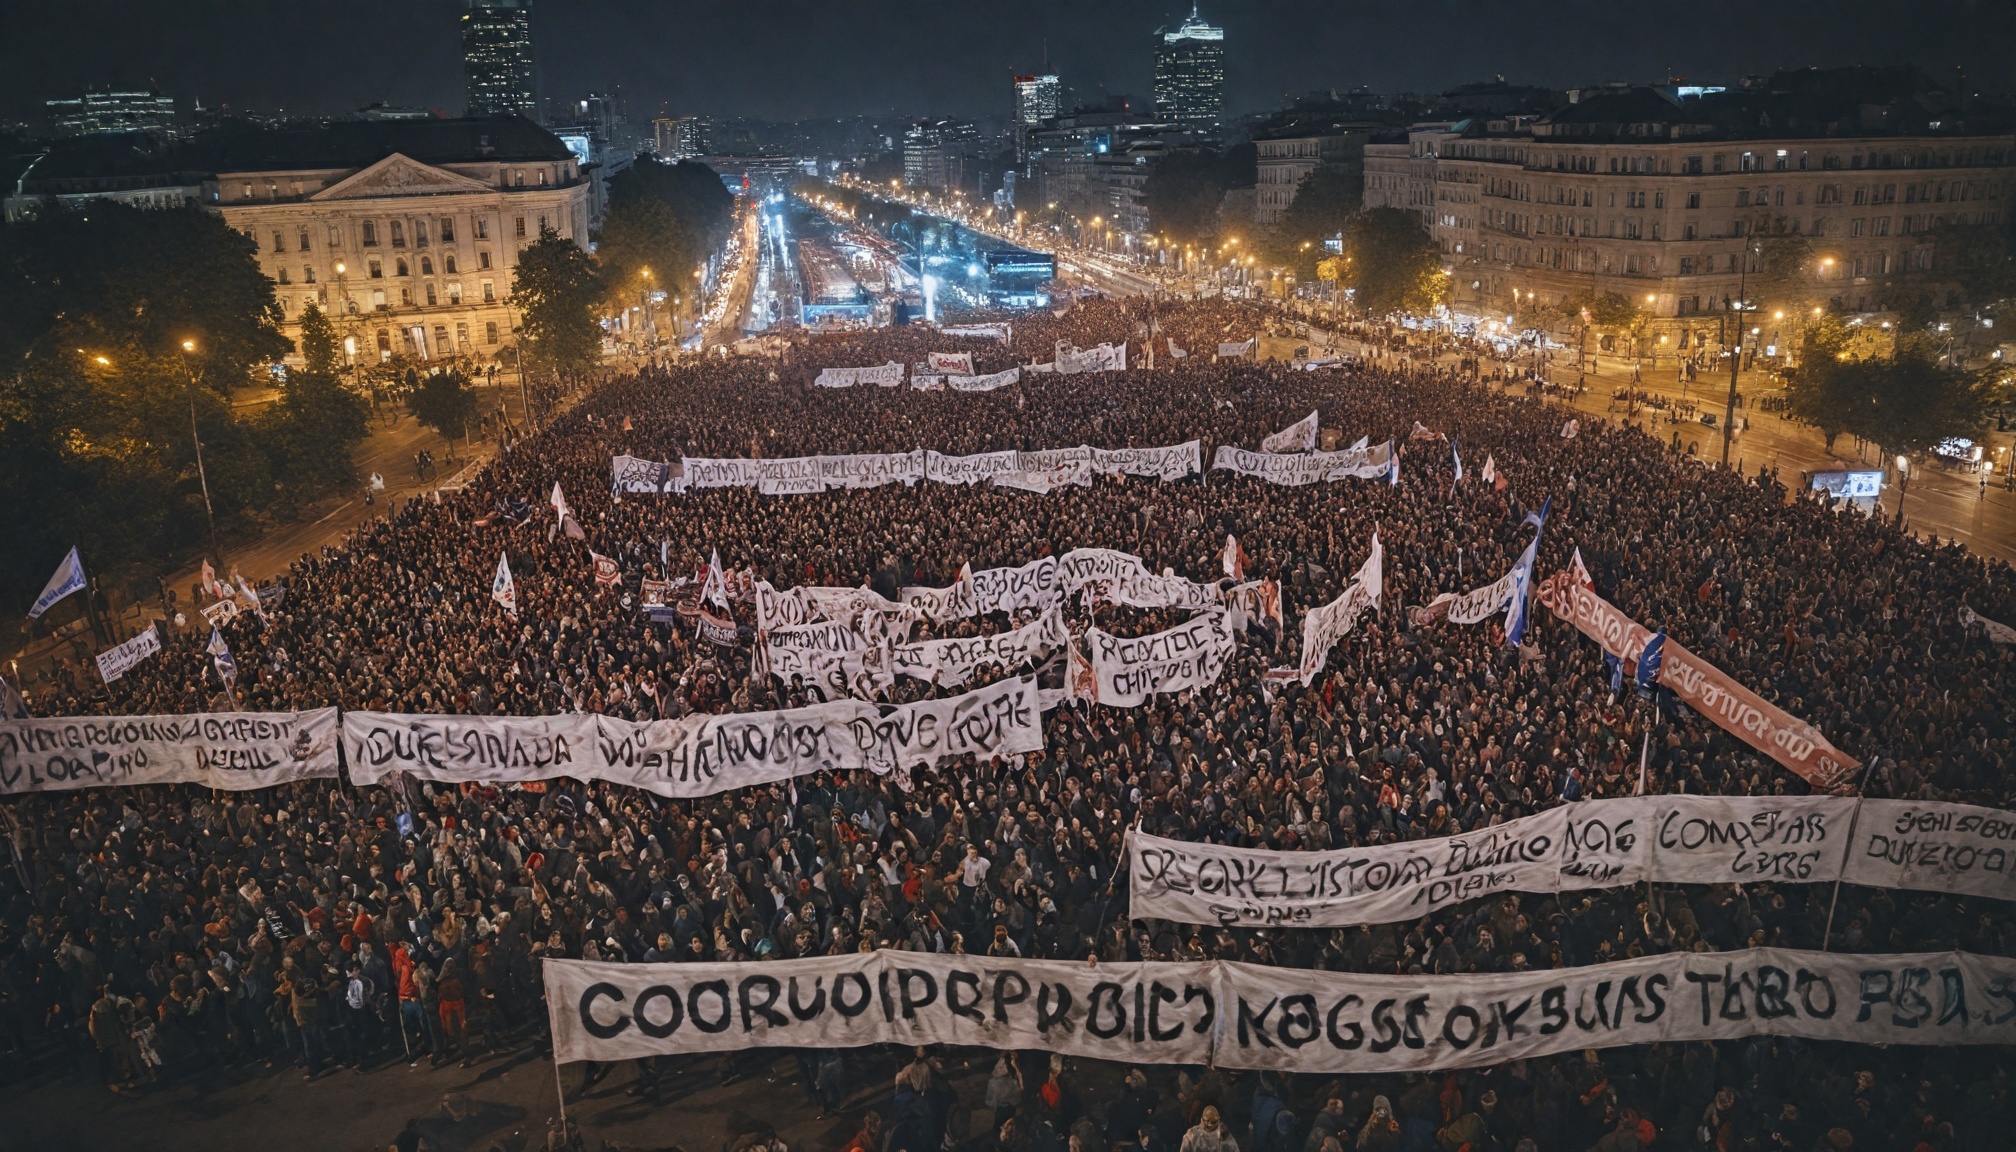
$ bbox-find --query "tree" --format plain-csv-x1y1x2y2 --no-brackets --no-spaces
256,302,370,505
405,368,479,460
1340,208,1448,316
1144,148,1241,247
1566,290,1647,362
596,158,736,320
509,228,604,378
1260,164,1362,277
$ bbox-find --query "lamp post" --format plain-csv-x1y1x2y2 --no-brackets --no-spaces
179,339,223,566
1722,237,1760,466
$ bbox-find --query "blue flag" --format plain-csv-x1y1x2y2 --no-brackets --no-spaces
1605,652,1625,696
1503,496,1552,647
28,547,86,619
1636,631,1666,694
206,625,238,685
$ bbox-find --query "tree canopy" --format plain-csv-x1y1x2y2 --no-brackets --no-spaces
1144,147,1249,247
1338,208,1448,316
405,367,480,452
596,159,736,313
1787,317,1992,456
1259,164,1361,277
509,228,605,377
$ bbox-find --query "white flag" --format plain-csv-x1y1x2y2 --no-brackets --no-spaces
1221,535,1245,581
1355,532,1384,609
28,547,86,619
1562,419,1580,439
492,552,518,618
702,548,729,609
1261,410,1319,454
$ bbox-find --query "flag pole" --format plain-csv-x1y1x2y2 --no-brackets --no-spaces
1820,756,1879,951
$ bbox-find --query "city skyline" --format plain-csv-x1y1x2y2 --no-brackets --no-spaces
2,0,2013,126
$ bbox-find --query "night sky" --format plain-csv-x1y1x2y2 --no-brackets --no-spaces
3,0,2012,124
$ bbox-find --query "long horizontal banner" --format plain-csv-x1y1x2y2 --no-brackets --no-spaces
667,442,1200,496
1537,567,1859,791
1212,441,1393,486
948,367,1020,392
892,610,1070,689
0,709,341,794
544,947,2016,1068
1130,795,2016,927
1088,611,1235,706
814,362,906,388
341,676,1042,794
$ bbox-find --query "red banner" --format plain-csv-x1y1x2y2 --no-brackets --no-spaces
1536,570,1858,792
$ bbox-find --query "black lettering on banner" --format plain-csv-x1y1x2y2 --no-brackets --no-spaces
1855,970,1892,1023
690,980,732,1033
878,969,896,1022
1087,982,1127,1039
1326,995,1365,1049
1893,967,1932,1028
1540,986,1568,1034
581,983,630,1039
1938,969,1968,1027
1368,998,1401,1052
896,969,938,1020
1402,996,1429,1050
1687,969,1724,1026
1442,1004,1482,1049
789,977,827,1020
1238,997,1277,1048
1641,974,1670,1022
1755,967,1795,1019
1277,994,1319,1049
1613,977,1646,1028
834,972,873,1017
1718,966,1750,1022
994,971,1031,1024
1133,983,1146,1044
1576,981,1612,1031
1037,983,1074,1033
1984,976,2016,1025
1491,997,1533,1044
637,985,684,1038
947,971,984,1021
740,975,787,1031
1149,982,1184,1042
1185,984,1215,1034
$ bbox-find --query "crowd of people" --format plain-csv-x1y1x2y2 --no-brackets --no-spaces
5,295,2015,1151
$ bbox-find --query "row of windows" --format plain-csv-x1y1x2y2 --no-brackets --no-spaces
273,250,496,285
259,211,566,257
282,279,501,315
235,165,568,202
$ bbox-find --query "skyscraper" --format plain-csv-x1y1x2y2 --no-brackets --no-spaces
463,0,537,118
1012,74,1061,161
1152,5,1225,135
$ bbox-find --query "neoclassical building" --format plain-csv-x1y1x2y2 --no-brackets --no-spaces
209,115,590,368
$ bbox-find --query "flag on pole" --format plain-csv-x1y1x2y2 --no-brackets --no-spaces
1503,496,1551,647
1635,631,1667,696
1388,447,1401,488
0,672,31,719
590,552,622,587
492,552,518,618
1450,435,1464,483
28,548,87,619
702,549,729,609
1221,534,1247,581
200,557,227,600
206,625,238,685
1481,454,1506,491
1355,533,1384,610
550,482,585,539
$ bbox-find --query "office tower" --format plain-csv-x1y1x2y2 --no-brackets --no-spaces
1153,4,1225,134
463,0,538,118
1012,74,1061,160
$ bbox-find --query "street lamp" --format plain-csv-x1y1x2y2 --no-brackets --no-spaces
178,339,223,566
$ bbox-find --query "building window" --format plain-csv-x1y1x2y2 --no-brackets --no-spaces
514,216,527,239
456,321,470,349
1679,257,1695,275
328,224,343,247
444,253,458,274
1850,219,1865,237
390,221,406,248
371,289,387,310
475,218,489,239
440,217,456,243
1737,190,1750,207
425,283,438,306
513,169,525,187
414,221,429,247
478,251,492,270
482,280,496,302
1875,217,1890,236
420,256,434,275
400,287,413,306
1684,156,1703,174
395,258,409,277
537,214,548,234
485,321,500,345
304,266,316,284
368,259,383,279
377,329,391,355
361,221,378,246
449,281,463,304
277,268,290,284
271,231,284,253
538,168,549,186
1686,192,1699,210
1683,223,1697,240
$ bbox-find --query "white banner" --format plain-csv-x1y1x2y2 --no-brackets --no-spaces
611,455,681,494
759,641,892,701
948,367,1021,392
925,450,1020,485
1261,410,1318,454
1217,339,1256,358
1212,947,2016,1073
910,374,946,391
1088,611,1235,707
545,947,2016,1068
1224,580,1284,635
1211,442,1394,487
1960,605,2016,644
95,626,162,685
1129,796,1857,927
763,620,866,654
0,709,341,794
1300,539,1382,686
1447,569,1518,625
892,610,1069,688
1057,342,1126,374
972,557,1061,615
899,564,976,622
814,362,906,388
546,951,1216,1065
1092,441,1202,481
927,351,976,375
344,677,1042,793
1843,800,2016,902
937,322,1011,342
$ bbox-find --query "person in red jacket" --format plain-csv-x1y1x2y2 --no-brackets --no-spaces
389,942,425,1064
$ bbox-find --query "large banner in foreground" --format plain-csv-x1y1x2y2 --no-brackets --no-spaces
1130,795,2016,927
0,709,341,793
545,947,2016,1068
